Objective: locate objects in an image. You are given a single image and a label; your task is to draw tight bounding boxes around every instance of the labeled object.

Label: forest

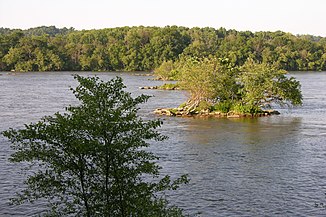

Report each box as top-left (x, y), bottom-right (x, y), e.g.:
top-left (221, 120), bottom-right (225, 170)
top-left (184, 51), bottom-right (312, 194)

top-left (1, 25), bottom-right (326, 72)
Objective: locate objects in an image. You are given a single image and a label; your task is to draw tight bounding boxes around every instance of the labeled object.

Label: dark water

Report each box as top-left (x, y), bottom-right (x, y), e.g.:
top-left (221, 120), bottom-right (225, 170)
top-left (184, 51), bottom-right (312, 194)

top-left (0, 71), bottom-right (325, 216)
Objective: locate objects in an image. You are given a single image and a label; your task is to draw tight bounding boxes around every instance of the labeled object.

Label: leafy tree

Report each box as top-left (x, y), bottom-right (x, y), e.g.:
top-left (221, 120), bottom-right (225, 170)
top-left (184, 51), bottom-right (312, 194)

top-left (178, 57), bottom-right (239, 110)
top-left (122, 27), bottom-right (151, 71)
top-left (154, 60), bottom-right (179, 80)
top-left (182, 27), bottom-right (219, 58)
top-left (2, 75), bottom-right (188, 216)
top-left (64, 32), bottom-right (84, 70)
top-left (3, 35), bottom-right (63, 71)
top-left (148, 26), bottom-right (191, 69)
top-left (23, 26), bottom-right (75, 36)
top-left (178, 57), bottom-right (216, 106)
top-left (176, 57), bottom-right (302, 115)
top-left (239, 59), bottom-right (302, 109)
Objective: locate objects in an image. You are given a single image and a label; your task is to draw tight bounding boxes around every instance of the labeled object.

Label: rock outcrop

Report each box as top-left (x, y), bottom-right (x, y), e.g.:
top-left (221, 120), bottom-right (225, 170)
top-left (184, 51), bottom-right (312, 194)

top-left (139, 86), bottom-right (158, 89)
top-left (154, 107), bottom-right (280, 118)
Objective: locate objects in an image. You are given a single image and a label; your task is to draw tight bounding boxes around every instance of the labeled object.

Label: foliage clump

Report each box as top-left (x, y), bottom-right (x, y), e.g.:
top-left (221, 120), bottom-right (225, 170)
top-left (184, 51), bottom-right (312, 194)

top-left (154, 60), bottom-right (180, 81)
top-left (158, 83), bottom-right (180, 90)
top-left (162, 57), bottom-right (302, 116)
top-left (2, 75), bottom-right (188, 216)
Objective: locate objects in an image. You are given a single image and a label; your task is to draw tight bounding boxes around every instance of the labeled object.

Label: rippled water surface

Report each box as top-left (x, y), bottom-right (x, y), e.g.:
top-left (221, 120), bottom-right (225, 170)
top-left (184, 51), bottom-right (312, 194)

top-left (0, 71), bottom-right (326, 216)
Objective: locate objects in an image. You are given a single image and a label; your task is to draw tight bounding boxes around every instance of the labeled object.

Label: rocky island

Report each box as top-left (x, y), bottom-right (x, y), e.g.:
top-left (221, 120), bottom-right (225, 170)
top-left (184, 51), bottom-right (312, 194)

top-left (152, 57), bottom-right (302, 118)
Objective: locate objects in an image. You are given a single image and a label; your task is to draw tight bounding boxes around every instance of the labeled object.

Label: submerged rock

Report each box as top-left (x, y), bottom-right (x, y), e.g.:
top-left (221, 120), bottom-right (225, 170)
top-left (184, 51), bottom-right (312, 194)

top-left (139, 85), bottom-right (180, 90)
top-left (154, 108), bottom-right (173, 116)
top-left (139, 86), bottom-right (158, 89)
top-left (265, 110), bottom-right (281, 115)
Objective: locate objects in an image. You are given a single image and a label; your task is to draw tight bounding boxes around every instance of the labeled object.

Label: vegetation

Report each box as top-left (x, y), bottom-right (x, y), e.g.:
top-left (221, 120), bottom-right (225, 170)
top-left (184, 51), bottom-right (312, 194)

top-left (154, 60), bottom-right (180, 81)
top-left (161, 57), bottom-right (302, 116)
top-left (0, 26), bottom-right (308, 115)
top-left (158, 83), bottom-right (180, 90)
top-left (1, 26), bottom-right (326, 72)
top-left (2, 75), bottom-right (188, 216)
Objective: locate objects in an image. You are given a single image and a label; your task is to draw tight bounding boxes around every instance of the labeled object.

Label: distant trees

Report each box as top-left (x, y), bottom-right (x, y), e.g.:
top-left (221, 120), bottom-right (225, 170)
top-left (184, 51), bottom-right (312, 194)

top-left (3, 35), bottom-right (63, 71)
top-left (23, 26), bottom-right (75, 36)
top-left (0, 30), bottom-right (24, 70)
top-left (0, 26), bottom-right (74, 36)
top-left (2, 75), bottom-right (188, 216)
top-left (0, 25), bottom-right (326, 72)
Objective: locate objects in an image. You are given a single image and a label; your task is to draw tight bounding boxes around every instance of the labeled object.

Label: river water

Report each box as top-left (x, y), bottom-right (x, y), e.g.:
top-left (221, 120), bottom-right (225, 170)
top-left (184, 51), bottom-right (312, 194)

top-left (0, 71), bottom-right (325, 216)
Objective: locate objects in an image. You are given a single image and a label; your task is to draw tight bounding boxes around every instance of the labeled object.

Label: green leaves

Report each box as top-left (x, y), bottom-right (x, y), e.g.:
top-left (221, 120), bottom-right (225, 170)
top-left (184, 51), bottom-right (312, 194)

top-left (1, 26), bottom-right (326, 72)
top-left (2, 75), bottom-right (187, 216)
top-left (239, 59), bottom-right (302, 108)
top-left (178, 57), bottom-right (239, 104)
top-left (177, 57), bottom-right (302, 115)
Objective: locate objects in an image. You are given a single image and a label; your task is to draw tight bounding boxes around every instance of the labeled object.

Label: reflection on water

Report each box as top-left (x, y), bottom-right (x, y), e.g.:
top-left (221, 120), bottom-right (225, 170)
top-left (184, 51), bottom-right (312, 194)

top-left (180, 116), bottom-right (302, 149)
top-left (1, 71), bottom-right (326, 216)
top-left (156, 116), bottom-right (309, 216)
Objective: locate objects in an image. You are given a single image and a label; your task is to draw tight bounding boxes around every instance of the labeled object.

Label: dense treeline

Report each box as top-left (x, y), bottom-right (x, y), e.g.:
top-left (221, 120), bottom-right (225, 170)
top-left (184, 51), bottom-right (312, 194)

top-left (1, 26), bottom-right (326, 72)
top-left (0, 26), bottom-right (75, 36)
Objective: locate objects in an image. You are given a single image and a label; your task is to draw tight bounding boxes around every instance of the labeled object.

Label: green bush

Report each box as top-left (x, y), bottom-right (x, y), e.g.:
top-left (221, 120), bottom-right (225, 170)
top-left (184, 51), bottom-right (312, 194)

top-left (154, 61), bottom-right (180, 80)
top-left (178, 102), bottom-right (187, 109)
top-left (159, 83), bottom-right (180, 90)
top-left (196, 101), bottom-right (212, 112)
top-left (212, 101), bottom-right (232, 113)
top-left (233, 103), bottom-right (261, 115)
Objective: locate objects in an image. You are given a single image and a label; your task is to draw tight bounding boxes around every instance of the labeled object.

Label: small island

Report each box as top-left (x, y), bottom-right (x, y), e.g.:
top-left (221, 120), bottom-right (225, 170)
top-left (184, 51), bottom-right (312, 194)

top-left (153, 57), bottom-right (302, 117)
top-left (154, 105), bottom-right (280, 118)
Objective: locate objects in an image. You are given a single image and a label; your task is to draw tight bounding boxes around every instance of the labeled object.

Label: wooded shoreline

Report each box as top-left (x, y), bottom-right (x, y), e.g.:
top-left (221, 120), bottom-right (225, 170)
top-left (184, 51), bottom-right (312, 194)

top-left (1, 26), bottom-right (326, 72)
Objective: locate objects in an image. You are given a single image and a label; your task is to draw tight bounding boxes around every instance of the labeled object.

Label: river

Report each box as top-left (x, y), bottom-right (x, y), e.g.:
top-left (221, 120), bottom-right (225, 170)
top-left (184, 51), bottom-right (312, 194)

top-left (0, 71), bottom-right (325, 216)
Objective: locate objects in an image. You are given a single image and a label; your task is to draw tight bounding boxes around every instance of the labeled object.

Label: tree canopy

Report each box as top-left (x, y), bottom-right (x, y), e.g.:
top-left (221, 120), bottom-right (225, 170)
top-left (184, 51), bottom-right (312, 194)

top-left (172, 57), bottom-right (302, 115)
top-left (1, 26), bottom-right (326, 72)
top-left (2, 75), bottom-right (188, 216)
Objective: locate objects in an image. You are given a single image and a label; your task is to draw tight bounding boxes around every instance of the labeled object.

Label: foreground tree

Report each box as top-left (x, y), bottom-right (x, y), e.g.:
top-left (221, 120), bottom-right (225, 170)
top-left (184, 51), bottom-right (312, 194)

top-left (3, 75), bottom-right (188, 216)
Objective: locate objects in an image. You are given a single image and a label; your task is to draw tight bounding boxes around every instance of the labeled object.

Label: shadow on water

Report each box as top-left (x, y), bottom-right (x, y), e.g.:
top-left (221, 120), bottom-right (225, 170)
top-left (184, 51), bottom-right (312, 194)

top-left (182, 116), bottom-right (302, 147)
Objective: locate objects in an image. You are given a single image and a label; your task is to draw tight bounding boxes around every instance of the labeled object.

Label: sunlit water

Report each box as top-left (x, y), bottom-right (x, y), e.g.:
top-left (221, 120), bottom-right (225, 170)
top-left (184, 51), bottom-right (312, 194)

top-left (0, 71), bottom-right (325, 216)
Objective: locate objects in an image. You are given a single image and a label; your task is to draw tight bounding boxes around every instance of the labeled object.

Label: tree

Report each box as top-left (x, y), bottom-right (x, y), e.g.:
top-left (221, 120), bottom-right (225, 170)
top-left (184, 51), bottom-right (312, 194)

top-left (239, 59), bottom-right (302, 111)
top-left (181, 27), bottom-right (219, 58)
top-left (3, 35), bottom-right (63, 71)
top-left (176, 57), bottom-right (302, 115)
top-left (154, 60), bottom-right (178, 80)
top-left (178, 57), bottom-right (239, 111)
top-left (178, 57), bottom-right (216, 107)
top-left (2, 75), bottom-right (188, 216)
